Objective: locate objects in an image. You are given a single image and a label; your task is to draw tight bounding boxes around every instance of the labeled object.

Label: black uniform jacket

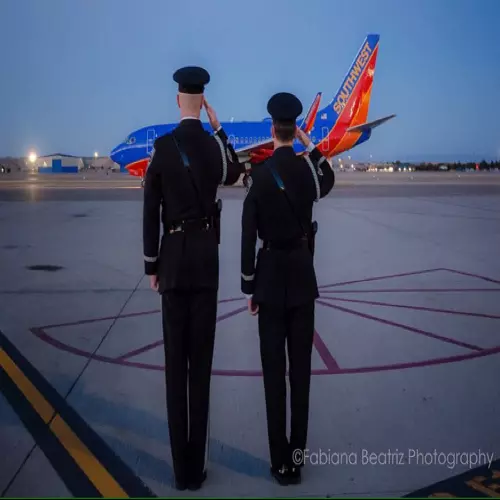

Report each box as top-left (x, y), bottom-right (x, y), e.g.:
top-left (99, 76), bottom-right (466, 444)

top-left (241, 145), bottom-right (335, 308)
top-left (143, 119), bottom-right (245, 292)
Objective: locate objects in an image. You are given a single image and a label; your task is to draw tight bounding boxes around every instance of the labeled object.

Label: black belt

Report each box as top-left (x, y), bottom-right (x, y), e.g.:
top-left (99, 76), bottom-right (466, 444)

top-left (168, 217), bottom-right (213, 233)
top-left (263, 237), bottom-right (308, 251)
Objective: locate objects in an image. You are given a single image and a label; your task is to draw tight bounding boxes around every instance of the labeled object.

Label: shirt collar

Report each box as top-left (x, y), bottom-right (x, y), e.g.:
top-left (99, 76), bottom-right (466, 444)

top-left (273, 145), bottom-right (295, 156)
top-left (178, 116), bottom-right (203, 130)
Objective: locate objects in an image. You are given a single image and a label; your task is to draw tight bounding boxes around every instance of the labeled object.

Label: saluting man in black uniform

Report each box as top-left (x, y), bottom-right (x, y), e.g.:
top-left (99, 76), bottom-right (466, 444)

top-left (240, 92), bottom-right (335, 485)
top-left (143, 66), bottom-right (246, 491)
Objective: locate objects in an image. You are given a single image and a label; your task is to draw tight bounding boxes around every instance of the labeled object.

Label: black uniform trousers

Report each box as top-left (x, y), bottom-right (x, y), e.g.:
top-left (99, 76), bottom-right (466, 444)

top-left (257, 300), bottom-right (315, 469)
top-left (161, 288), bottom-right (217, 483)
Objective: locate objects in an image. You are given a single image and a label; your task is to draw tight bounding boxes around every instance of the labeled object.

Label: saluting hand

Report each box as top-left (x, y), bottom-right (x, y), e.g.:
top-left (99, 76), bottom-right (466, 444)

top-left (203, 98), bottom-right (221, 131)
top-left (295, 127), bottom-right (311, 148)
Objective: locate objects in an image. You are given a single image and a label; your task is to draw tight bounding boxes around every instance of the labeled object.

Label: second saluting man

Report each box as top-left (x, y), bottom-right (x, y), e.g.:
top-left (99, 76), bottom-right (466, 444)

top-left (143, 66), bottom-right (246, 491)
top-left (241, 92), bottom-right (335, 485)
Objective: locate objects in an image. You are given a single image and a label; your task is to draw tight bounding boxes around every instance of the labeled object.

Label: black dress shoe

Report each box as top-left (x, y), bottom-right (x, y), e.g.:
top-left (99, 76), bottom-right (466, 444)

top-left (174, 478), bottom-right (187, 491)
top-left (287, 465), bottom-right (301, 484)
top-left (188, 469), bottom-right (207, 491)
top-left (270, 465), bottom-right (289, 485)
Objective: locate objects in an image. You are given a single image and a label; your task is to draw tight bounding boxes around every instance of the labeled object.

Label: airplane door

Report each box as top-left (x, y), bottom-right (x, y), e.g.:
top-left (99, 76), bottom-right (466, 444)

top-left (322, 127), bottom-right (330, 150)
top-left (146, 129), bottom-right (156, 155)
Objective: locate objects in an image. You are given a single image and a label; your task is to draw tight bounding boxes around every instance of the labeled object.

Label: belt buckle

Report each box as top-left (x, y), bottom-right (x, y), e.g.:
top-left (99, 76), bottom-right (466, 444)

top-left (169, 224), bottom-right (183, 234)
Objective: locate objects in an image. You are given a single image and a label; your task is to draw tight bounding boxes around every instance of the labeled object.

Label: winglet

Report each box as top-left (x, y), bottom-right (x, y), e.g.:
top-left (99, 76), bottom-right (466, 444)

top-left (346, 114), bottom-right (396, 133)
top-left (299, 92), bottom-right (322, 133)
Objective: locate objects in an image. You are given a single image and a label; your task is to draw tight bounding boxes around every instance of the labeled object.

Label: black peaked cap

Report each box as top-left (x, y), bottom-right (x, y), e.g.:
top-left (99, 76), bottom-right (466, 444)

top-left (267, 92), bottom-right (303, 122)
top-left (173, 66), bottom-right (210, 94)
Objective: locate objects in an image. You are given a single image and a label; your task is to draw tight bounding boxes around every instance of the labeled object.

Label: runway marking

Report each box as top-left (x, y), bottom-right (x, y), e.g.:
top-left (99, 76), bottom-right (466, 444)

top-left (27, 267), bottom-right (500, 376)
top-left (405, 462), bottom-right (500, 498)
top-left (313, 330), bottom-right (340, 372)
top-left (116, 305), bottom-right (248, 361)
top-left (318, 268), bottom-right (445, 289)
top-left (320, 288), bottom-right (500, 294)
top-left (116, 340), bottom-right (163, 361)
top-left (319, 268), bottom-right (500, 290)
top-left (0, 185), bottom-right (142, 190)
top-left (439, 267), bottom-right (500, 285)
top-left (30, 302), bottom-right (334, 376)
top-left (0, 349), bottom-right (54, 423)
top-left (317, 300), bottom-right (483, 351)
top-left (0, 329), bottom-right (155, 497)
top-left (320, 296), bottom-right (500, 320)
top-left (27, 316), bottom-right (500, 376)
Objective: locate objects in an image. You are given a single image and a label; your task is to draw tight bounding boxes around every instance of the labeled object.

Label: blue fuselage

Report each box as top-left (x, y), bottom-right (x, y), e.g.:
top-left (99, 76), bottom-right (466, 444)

top-left (109, 118), bottom-right (335, 168)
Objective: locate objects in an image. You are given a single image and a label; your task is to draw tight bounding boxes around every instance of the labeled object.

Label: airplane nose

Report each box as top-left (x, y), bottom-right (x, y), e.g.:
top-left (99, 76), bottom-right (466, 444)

top-left (110, 145), bottom-right (123, 164)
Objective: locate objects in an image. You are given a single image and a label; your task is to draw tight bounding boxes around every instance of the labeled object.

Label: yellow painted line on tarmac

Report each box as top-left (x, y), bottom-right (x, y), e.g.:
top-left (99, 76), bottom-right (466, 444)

top-left (0, 347), bottom-right (129, 498)
top-left (0, 348), bottom-right (54, 423)
top-left (49, 415), bottom-right (128, 497)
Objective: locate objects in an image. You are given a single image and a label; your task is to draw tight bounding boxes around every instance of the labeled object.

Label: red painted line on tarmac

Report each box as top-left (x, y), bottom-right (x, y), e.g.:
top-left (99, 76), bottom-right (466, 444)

top-left (31, 326), bottom-right (143, 367)
top-left (116, 340), bottom-right (164, 361)
top-left (218, 297), bottom-right (246, 304)
top-left (313, 330), bottom-right (340, 372)
top-left (442, 268), bottom-right (500, 285)
top-left (30, 323), bottom-right (334, 376)
top-left (318, 268), bottom-right (445, 289)
top-left (320, 296), bottom-right (500, 320)
top-left (37, 300), bottom-right (245, 332)
top-left (30, 322), bottom-right (500, 375)
top-left (216, 306), bottom-right (248, 322)
top-left (28, 270), bottom-right (500, 376)
top-left (116, 305), bottom-right (247, 361)
top-left (332, 345), bottom-right (500, 375)
top-left (320, 288), bottom-right (500, 294)
top-left (316, 300), bottom-right (484, 352)
top-left (37, 309), bottom-right (161, 330)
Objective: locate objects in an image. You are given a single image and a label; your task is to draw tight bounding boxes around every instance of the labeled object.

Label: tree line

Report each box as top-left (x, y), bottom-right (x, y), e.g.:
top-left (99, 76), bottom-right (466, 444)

top-left (394, 160), bottom-right (500, 171)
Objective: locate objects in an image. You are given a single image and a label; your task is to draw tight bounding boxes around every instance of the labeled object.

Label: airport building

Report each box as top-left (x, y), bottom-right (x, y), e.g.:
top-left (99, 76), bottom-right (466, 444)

top-left (32, 153), bottom-right (84, 173)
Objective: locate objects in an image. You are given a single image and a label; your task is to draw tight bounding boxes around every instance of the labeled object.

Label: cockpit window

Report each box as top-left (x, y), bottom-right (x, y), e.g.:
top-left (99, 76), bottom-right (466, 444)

top-left (126, 136), bottom-right (136, 145)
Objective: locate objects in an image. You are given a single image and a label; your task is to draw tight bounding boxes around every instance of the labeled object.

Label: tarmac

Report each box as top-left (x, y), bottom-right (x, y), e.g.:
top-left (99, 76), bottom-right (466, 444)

top-left (1, 170), bottom-right (500, 498)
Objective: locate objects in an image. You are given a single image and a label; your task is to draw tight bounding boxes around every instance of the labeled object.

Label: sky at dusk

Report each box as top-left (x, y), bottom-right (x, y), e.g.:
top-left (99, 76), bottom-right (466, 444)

top-left (1, 0), bottom-right (499, 161)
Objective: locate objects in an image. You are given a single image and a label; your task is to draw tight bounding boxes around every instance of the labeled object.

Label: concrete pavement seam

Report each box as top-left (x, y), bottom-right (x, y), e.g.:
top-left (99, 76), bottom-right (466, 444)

top-left (60, 273), bottom-right (145, 405)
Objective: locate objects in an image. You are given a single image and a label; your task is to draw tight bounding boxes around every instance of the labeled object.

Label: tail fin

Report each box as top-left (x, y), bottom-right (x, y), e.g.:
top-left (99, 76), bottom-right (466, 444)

top-left (315, 34), bottom-right (381, 156)
top-left (318, 34), bottom-right (379, 124)
top-left (299, 92), bottom-right (322, 133)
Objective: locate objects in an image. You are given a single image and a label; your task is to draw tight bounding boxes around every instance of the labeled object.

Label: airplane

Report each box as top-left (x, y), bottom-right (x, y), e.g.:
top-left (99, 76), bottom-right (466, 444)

top-left (110, 34), bottom-right (395, 186)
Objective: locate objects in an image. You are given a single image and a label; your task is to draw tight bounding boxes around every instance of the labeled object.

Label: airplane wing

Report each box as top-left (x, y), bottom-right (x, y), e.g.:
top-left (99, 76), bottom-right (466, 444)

top-left (347, 114), bottom-right (396, 133)
top-left (234, 138), bottom-right (274, 155)
top-left (234, 92), bottom-right (323, 160)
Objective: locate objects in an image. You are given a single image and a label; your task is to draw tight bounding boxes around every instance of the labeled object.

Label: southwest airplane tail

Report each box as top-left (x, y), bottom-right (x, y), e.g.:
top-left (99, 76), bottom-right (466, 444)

top-left (110, 34), bottom-right (394, 182)
top-left (312, 33), bottom-right (394, 157)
